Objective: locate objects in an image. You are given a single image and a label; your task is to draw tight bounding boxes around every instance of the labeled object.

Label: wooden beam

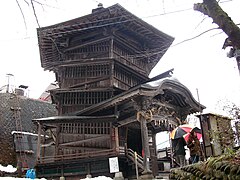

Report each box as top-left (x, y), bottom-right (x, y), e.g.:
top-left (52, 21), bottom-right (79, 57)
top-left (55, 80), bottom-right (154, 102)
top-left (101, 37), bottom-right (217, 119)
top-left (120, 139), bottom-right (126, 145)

top-left (117, 116), bottom-right (137, 127)
top-left (59, 135), bottom-right (110, 147)
top-left (69, 76), bottom-right (110, 88)
top-left (36, 122), bottom-right (42, 160)
top-left (64, 37), bottom-right (110, 52)
top-left (60, 146), bottom-right (109, 151)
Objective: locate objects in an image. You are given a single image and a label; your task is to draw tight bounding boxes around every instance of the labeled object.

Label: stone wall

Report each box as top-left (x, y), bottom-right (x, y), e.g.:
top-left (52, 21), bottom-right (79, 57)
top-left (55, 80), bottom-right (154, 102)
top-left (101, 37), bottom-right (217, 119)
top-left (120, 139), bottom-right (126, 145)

top-left (0, 93), bottom-right (57, 166)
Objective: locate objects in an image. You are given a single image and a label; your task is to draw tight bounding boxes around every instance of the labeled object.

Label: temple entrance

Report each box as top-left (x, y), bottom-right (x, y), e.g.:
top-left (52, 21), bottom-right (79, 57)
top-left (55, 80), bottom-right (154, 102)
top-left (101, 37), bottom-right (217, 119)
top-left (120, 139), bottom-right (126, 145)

top-left (127, 128), bottom-right (142, 156)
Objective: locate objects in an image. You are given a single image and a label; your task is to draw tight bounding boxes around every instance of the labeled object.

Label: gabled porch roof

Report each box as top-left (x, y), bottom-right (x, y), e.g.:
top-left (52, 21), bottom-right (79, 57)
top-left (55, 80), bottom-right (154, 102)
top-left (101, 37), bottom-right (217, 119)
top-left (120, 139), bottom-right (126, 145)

top-left (73, 73), bottom-right (205, 116)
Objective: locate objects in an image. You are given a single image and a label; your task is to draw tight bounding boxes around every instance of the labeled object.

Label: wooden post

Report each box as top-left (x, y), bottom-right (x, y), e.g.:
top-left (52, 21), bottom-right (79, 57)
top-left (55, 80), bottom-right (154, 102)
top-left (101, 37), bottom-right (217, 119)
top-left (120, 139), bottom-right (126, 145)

top-left (42, 129), bottom-right (46, 161)
top-left (139, 115), bottom-right (152, 174)
top-left (36, 122), bottom-right (42, 161)
top-left (134, 151), bottom-right (139, 179)
top-left (196, 88), bottom-right (207, 160)
top-left (110, 36), bottom-right (114, 58)
top-left (115, 127), bottom-right (119, 153)
top-left (170, 137), bottom-right (174, 168)
top-left (235, 121), bottom-right (240, 145)
top-left (151, 133), bottom-right (158, 177)
top-left (55, 124), bottom-right (60, 156)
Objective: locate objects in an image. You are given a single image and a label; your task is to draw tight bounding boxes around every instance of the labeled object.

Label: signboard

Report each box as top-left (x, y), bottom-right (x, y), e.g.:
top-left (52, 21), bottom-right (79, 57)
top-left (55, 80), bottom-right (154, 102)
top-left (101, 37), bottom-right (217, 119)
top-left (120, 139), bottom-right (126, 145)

top-left (109, 157), bottom-right (119, 173)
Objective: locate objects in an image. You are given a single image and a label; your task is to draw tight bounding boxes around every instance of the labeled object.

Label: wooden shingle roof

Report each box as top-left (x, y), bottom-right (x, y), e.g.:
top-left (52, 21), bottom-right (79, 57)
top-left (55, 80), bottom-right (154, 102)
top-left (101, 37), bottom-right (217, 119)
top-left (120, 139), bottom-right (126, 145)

top-left (37, 3), bottom-right (174, 70)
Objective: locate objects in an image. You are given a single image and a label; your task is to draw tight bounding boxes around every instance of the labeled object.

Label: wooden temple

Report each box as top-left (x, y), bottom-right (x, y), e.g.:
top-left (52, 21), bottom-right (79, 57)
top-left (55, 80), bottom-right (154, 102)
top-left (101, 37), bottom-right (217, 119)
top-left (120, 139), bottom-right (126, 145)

top-left (34, 3), bottom-right (205, 179)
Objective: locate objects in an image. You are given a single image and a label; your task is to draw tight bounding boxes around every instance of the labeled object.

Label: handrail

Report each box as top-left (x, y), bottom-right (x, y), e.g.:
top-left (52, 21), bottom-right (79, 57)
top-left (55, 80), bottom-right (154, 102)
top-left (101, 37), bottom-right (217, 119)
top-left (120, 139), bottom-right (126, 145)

top-left (126, 148), bottom-right (144, 170)
top-left (158, 147), bottom-right (180, 167)
top-left (38, 149), bottom-right (116, 164)
top-left (112, 52), bottom-right (146, 74)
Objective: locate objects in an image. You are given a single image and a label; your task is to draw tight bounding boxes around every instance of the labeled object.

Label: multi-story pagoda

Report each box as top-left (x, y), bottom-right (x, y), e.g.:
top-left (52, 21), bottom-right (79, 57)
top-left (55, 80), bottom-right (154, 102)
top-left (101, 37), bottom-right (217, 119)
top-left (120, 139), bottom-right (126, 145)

top-left (35, 3), bottom-right (205, 179)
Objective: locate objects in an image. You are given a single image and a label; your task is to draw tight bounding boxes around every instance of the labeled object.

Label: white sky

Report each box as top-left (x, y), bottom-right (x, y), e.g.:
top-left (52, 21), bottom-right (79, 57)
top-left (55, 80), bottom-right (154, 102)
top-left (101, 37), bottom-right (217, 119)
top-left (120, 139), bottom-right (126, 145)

top-left (0, 0), bottom-right (239, 115)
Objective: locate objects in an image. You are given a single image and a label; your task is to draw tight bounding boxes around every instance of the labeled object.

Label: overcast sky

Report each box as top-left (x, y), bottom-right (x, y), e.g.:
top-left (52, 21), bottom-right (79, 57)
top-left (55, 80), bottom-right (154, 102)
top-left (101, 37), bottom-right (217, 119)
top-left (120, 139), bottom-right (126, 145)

top-left (0, 0), bottom-right (239, 115)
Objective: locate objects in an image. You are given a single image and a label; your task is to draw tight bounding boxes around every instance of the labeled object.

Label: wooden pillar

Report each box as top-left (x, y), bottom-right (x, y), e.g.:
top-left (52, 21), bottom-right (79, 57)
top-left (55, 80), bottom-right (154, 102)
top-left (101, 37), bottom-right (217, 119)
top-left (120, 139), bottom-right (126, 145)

top-left (134, 96), bottom-right (154, 179)
top-left (139, 115), bottom-right (152, 176)
top-left (151, 132), bottom-right (158, 177)
top-left (115, 127), bottom-right (119, 153)
top-left (42, 129), bottom-right (46, 159)
top-left (55, 124), bottom-right (61, 156)
top-left (36, 122), bottom-right (42, 161)
top-left (110, 36), bottom-right (114, 58)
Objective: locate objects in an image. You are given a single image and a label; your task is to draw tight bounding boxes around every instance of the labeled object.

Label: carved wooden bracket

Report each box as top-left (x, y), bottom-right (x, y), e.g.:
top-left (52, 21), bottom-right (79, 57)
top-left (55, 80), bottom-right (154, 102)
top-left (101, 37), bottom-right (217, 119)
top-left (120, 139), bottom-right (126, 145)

top-left (132, 96), bottom-right (183, 131)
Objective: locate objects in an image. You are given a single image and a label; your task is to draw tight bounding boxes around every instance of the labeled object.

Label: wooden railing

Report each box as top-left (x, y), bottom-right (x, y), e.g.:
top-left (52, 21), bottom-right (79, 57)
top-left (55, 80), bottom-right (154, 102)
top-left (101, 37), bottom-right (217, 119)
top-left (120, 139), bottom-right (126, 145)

top-left (37, 149), bottom-right (117, 164)
top-left (158, 147), bottom-right (180, 168)
top-left (126, 148), bottom-right (144, 170)
top-left (113, 52), bottom-right (146, 75)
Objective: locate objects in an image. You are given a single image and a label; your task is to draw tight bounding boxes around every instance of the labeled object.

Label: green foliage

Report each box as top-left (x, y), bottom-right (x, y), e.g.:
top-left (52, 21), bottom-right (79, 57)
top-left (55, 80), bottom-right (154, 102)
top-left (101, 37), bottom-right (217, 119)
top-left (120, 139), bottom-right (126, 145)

top-left (224, 147), bottom-right (236, 156)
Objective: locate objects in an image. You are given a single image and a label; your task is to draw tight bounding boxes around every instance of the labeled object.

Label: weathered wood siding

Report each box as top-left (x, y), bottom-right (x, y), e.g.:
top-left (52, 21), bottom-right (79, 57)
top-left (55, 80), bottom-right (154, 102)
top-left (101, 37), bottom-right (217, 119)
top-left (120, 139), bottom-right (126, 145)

top-left (58, 122), bottom-right (112, 155)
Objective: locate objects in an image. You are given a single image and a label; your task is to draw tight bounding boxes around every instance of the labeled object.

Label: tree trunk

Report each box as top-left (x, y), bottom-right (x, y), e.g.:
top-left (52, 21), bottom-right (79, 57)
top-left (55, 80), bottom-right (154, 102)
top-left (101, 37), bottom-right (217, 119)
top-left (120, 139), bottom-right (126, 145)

top-left (194, 0), bottom-right (240, 74)
top-left (194, 0), bottom-right (240, 48)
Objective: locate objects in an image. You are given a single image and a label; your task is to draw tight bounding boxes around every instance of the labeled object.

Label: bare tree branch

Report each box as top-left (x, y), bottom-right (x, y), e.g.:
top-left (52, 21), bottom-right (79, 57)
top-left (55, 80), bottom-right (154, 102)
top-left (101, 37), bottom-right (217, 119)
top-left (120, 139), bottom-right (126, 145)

top-left (32, 0), bottom-right (44, 11)
top-left (194, 0), bottom-right (240, 49)
top-left (32, 0), bottom-right (43, 5)
top-left (16, 0), bottom-right (27, 30)
top-left (23, 0), bottom-right (29, 6)
top-left (30, 0), bottom-right (40, 28)
top-left (172, 27), bottom-right (220, 47)
top-left (194, 17), bottom-right (208, 31)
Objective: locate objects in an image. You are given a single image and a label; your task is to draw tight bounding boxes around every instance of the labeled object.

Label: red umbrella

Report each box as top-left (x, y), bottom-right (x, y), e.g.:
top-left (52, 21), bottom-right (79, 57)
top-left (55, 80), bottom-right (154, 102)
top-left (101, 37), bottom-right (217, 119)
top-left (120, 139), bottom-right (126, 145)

top-left (170, 124), bottom-right (202, 142)
top-left (183, 131), bottom-right (202, 142)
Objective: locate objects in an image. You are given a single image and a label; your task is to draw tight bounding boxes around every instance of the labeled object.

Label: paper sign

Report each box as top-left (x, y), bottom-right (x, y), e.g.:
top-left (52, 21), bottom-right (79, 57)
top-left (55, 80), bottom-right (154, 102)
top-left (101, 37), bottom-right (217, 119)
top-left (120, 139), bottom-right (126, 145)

top-left (109, 157), bottom-right (119, 173)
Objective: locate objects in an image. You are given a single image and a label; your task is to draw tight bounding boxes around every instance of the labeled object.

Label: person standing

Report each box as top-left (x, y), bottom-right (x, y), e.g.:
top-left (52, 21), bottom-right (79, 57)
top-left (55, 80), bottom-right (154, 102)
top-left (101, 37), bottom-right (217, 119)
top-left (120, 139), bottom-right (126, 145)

top-left (187, 131), bottom-right (201, 164)
top-left (172, 137), bottom-right (186, 167)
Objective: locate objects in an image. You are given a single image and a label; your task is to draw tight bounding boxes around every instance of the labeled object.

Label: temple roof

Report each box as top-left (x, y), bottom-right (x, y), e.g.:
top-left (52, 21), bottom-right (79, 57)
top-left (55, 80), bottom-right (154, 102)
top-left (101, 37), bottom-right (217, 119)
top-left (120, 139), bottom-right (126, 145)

top-left (37, 3), bottom-right (174, 70)
top-left (73, 73), bottom-right (205, 116)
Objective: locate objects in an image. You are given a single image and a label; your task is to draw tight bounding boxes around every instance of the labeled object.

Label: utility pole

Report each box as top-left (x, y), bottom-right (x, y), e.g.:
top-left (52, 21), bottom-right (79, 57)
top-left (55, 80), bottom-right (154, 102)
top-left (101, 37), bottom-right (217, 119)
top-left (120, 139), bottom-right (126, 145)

top-left (6, 73), bottom-right (14, 93)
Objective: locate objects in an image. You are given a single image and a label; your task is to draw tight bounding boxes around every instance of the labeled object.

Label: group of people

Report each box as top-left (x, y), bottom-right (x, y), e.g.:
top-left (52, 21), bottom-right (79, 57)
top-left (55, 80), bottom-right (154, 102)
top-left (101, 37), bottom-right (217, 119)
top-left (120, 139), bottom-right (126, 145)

top-left (172, 131), bottom-right (201, 167)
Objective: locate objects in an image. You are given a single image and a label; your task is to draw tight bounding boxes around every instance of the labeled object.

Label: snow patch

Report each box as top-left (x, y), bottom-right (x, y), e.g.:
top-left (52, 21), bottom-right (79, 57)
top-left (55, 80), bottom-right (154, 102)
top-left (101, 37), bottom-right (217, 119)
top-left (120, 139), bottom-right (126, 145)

top-left (0, 178), bottom-right (46, 180)
top-left (0, 177), bottom-right (111, 180)
top-left (81, 176), bottom-right (112, 180)
top-left (11, 131), bottom-right (38, 136)
top-left (0, 165), bottom-right (17, 173)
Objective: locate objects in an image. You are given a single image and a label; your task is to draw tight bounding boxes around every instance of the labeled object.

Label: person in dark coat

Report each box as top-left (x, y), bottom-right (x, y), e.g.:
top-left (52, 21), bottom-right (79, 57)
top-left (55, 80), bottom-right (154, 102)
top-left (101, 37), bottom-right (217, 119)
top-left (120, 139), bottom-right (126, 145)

top-left (187, 131), bottom-right (201, 164)
top-left (172, 137), bottom-right (186, 167)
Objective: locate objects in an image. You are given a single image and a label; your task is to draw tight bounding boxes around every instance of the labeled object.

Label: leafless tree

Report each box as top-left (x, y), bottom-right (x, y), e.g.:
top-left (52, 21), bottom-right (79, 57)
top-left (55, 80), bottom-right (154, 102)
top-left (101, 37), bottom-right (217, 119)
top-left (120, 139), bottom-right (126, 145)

top-left (194, 0), bottom-right (240, 74)
top-left (16, 0), bottom-right (50, 28)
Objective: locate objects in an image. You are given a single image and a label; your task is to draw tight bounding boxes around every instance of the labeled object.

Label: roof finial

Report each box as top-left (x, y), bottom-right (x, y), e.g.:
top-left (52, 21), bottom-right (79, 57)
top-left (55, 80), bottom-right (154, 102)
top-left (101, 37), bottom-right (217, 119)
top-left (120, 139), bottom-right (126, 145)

top-left (98, 3), bottom-right (103, 8)
top-left (92, 2), bottom-right (104, 13)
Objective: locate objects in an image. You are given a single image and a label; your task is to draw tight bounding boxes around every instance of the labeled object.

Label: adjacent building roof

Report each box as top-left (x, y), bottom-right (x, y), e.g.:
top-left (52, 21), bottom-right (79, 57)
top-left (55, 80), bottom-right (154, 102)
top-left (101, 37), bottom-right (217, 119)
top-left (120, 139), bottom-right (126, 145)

top-left (0, 93), bottom-right (57, 166)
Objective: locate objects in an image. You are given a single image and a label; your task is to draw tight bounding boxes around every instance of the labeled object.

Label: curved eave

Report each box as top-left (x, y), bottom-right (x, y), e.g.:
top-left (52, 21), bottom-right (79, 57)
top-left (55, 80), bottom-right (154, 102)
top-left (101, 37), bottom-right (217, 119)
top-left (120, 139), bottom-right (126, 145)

top-left (141, 80), bottom-right (205, 112)
top-left (37, 4), bottom-right (174, 43)
top-left (37, 3), bottom-right (174, 70)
